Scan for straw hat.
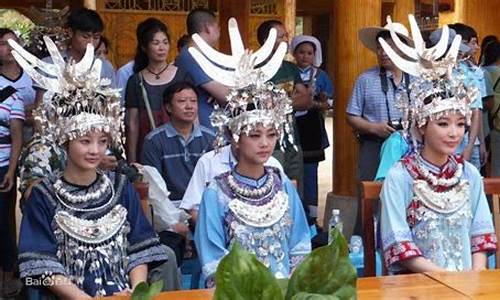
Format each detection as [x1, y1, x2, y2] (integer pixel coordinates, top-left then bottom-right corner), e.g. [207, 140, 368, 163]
[359, 22, 413, 52]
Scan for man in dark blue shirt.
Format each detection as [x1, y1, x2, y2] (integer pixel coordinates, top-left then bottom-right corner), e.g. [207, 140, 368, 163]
[141, 81, 215, 204]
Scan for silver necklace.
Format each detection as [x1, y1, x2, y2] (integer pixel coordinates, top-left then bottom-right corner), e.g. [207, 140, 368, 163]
[415, 155, 463, 187]
[227, 170, 274, 199]
[54, 173, 111, 204]
[55, 182, 116, 213]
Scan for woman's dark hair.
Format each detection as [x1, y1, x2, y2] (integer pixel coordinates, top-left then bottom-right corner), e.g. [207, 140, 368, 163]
[479, 35, 499, 65]
[96, 36, 110, 54]
[482, 41, 500, 67]
[257, 20, 283, 46]
[0, 28, 16, 39]
[294, 41, 316, 53]
[67, 8, 104, 33]
[163, 81, 198, 113]
[133, 18, 170, 73]
[177, 34, 191, 52]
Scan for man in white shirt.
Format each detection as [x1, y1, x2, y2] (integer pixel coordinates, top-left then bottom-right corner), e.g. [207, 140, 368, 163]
[180, 144, 284, 222]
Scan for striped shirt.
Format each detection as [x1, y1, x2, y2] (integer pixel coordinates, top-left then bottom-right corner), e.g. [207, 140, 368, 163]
[0, 89, 25, 167]
[346, 66, 407, 123]
[140, 122, 215, 201]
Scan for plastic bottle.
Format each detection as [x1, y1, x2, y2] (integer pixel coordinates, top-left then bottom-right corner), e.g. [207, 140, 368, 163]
[349, 235, 364, 276]
[328, 209, 343, 244]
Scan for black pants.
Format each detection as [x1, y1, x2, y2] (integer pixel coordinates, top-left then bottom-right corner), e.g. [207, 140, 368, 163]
[0, 165, 16, 272]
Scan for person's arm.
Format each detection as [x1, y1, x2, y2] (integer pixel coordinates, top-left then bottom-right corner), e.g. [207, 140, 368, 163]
[462, 109, 481, 160]
[201, 80, 230, 106]
[126, 108, 140, 163]
[34, 88, 45, 106]
[346, 114, 395, 138]
[47, 275, 91, 300]
[471, 252, 488, 271]
[129, 264, 148, 289]
[0, 119, 23, 192]
[400, 257, 447, 272]
[291, 83, 312, 111]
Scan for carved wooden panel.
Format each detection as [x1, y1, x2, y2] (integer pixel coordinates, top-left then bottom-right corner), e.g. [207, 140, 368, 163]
[251, 0, 277, 14]
[102, 0, 210, 11]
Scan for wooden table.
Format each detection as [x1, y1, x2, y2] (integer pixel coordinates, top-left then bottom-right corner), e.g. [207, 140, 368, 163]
[425, 269, 500, 299]
[104, 270, 500, 299]
[357, 273, 468, 299]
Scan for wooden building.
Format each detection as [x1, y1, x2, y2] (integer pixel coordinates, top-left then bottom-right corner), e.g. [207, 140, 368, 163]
[3, 0, 500, 201]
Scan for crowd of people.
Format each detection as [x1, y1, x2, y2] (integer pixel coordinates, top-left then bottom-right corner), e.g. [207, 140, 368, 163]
[0, 5, 499, 299]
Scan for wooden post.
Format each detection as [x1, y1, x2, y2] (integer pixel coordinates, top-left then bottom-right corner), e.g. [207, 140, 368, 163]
[283, 0, 296, 39]
[332, 0, 381, 196]
[218, 0, 250, 54]
[393, 0, 415, 27]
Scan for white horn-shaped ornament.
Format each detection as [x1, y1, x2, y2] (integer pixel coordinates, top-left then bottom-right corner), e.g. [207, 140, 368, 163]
[8, 38, 59, 77]
[188, 17, 286, 87]
[378, 37, 419, 76]
[43, 35, 66, 75]
[74, 43, 95, 76]
[10, 49, 62, 93]
[427, 25, 449, 60]
[386, 16, 418, 60]
[409, 14, 425, 54]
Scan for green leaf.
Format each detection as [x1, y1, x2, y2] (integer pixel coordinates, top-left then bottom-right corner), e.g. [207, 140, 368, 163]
[131, 281, 149, 300]
[277, 278, 290, 297]
[214, 243, 283, 300]
[285, 228, 357, 300]
[145, 280, 163, 299]
[292, 292, 339, 300]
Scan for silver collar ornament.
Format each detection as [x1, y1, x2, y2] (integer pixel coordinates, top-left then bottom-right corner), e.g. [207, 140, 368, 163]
[378, 15, 477, 144]
[7, 36, 124, 148]
[189, 18, 295, 151]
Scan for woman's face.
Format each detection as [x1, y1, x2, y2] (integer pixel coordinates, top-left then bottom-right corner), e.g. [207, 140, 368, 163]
[236, 125, 277, 166]
[0, 33, 17, 63]
[66, 131, 108, 172]
[95, 41, 108, 60]
[145, 31, 169, 63]
[294, 42, 315, 68]
[419, 112, 466, 160]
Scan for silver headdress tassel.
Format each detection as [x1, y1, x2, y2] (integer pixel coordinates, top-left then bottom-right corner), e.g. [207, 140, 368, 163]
[189, 18, 294, 151]
[8, 36, 124, 149]
[378, 15, 477, 136]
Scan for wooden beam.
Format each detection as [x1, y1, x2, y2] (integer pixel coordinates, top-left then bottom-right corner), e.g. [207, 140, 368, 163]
[218, 0, 250, 54]
[332, 0, 381, 196]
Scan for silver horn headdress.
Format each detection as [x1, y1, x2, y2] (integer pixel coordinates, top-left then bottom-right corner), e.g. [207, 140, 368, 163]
[189, 18, 294, 151]
[378, 15, 477, 133]
[8, 36, 124, 148]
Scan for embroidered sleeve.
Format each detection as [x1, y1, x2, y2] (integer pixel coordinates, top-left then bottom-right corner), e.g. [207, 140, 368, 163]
[19, 252, 66, 279]
[127, 238, 170, 272]
[383, 241, 422, 268]
[471, 233, 497, 253]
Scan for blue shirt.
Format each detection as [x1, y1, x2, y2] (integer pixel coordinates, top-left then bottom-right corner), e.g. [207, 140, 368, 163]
[175, 47, 215, 130]
[346, 66, 407, 123]
[140, 122, 215, 200]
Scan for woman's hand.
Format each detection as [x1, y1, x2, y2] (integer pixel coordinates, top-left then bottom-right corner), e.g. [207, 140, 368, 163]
[0, 170, 15, 192]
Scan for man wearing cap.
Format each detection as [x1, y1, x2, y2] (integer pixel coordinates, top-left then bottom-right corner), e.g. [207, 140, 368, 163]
[346, 22, 412, 235]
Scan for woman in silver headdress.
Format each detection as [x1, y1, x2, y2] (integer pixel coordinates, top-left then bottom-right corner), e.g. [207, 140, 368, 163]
[10, 37, 169, 297]
[379, 15, 497, 274]
[188, 18, 311, 286]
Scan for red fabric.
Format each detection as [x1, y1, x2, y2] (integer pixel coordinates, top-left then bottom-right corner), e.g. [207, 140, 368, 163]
[401, 153, 463, 192]
[406, 199, 421, 228]
[384, 241, 422, 268]
[471, 233, 498, 253]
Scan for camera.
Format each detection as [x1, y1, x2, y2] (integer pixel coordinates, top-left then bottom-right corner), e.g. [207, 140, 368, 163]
[388, 119, 403, 131]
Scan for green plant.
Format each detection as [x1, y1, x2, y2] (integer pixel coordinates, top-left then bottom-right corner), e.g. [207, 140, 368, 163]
[131, 280, 163, 300]
[213, 228, 357, 300]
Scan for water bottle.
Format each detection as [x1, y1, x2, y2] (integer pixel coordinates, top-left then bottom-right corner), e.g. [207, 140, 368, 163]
[349, 235, 365, 277]
[328, 209, 343, 244]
